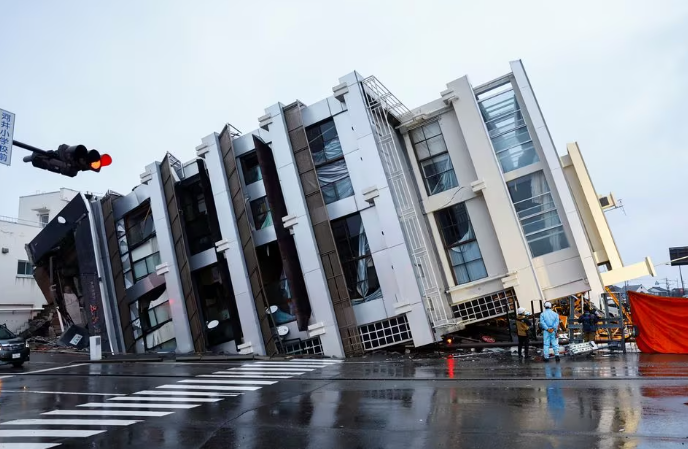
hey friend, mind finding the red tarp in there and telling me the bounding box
[629,291,688,354]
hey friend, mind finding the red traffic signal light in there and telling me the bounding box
[90,154,112,171]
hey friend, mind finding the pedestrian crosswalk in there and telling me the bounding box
[0,358,341,448]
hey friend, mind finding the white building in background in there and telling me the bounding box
[0,188,78,332]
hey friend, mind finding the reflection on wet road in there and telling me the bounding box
[0,353,686,448]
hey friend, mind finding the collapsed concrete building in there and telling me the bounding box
[26,61,654,357]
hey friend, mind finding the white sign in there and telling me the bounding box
[0,109,15,166]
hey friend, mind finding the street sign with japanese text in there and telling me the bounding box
[0,109,15,166]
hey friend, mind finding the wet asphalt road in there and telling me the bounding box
[1,352,688,448]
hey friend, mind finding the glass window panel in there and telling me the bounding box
[465,260,488,281]
[423,121,442,139]
[479,90,519,122]
[124,271,134,289]
[321,183,337,204]
[497,141,540,173]
[121,255,131,272]
[527,227,570,258]
[426,135,447,156]
[492,126,531,153]
[335,177,354,201]
[453,264,470,285]
[146,252,161,273]
[414,141,430,160]
[448,247,464,266]
[241,152,262,184]
[460,241,482,262]
[133,260,148,280]
[426,169,458,196]
[486,111,526,138]
[410,127,425,144]
[521,211,562,236]
[321,121,338,142]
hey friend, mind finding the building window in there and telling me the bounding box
[180,180,213,255]
[125,204,154,248]
[240,151,262,185]
[256,241,296,326]
[331,213,381,305]
[507,171,569,257]
[17,260,33,276]
[194,264,235,346]
[38,213,49,228]
[306,119,353,205]
[478,87,539,173]
[435,203,487,285]
[409,121,458,196]
[250,196,273,230]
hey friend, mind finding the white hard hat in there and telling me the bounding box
[517,307,526,315]
[544,301,552,309]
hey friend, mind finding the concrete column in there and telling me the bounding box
[198,133,266,356]
[265,103,345,358]
[447,76,543,308]
[510,60,605,302]
[337,72,435,347]
[146,162,194,353]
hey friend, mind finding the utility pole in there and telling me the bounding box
[680,266,685,297]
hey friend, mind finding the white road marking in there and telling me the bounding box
[77,402,199,409]
[156,384,258,392]
[0,376,14,380]
[246,363,332,369]
[0,390,124,397]
[107,396,220,403]
[44,410,173,417]
[184,379,277,385]
[0,444,61,449]
[214,371,302,376]
[0,429,105,438]
[290,358,342,362]
[20,364,88,375]
[1,419,140,426]
[201,374,292,379]
[252,361,337,366]
[229,367,312,372]
[133,390,238,397]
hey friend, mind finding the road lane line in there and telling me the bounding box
[290,358,342,362]
[20,364,88,375]
[183,379,277,385]
[77,403,200,409]
[0,444,61,449]
[0,390,124,397]
[203,373,293,379]
[1,419,140,426]
[214,371,302,376]
[0,429,105,438]
[246,364,332,369]
[229,367,312,372]
[107,396,221,403]
[156,384,258,391]
[0,376,14,380]
[132,390,238,397]
[251,362,337,366]
[43,410,174,417]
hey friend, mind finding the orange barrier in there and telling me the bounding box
[629,291,688,354]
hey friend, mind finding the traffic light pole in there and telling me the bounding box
[11,139,111,177]
[13,139,50,156]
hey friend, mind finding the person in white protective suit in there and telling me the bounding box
[539,301,560,362]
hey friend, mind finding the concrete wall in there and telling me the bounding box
[18,188,79,223]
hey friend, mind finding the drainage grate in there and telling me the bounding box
[359,315,413,351]
[451,288,516,324]
[281,337,324,356]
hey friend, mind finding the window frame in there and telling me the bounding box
[435,203,488,286]
[38,213,49,228]
[17,260,33,277]
[330,213,381,303]
[240,151,262,185]
[409,120,458,196]
[306,119,353,205]
[250,196,273,230]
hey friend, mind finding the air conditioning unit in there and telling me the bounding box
[598,193,617,210]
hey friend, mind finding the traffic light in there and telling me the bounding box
[22,143,112,177]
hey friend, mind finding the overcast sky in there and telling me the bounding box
[3,1,687,287]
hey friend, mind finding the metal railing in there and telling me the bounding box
[361,76,454,329]
[0,215,43,228]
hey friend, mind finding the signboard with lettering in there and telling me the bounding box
[0,109,14,166]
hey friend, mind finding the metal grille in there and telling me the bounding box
[281,337,324,356]
[160,156,205,353]
[282,103,363,357]
[359,315,413,351]
[361,76,454,329]
[101,194,135,352]
[451,288,516,324]
[218,125,278,356]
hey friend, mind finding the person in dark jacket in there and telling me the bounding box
[516,307,532,358]
[578,308,599,342]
